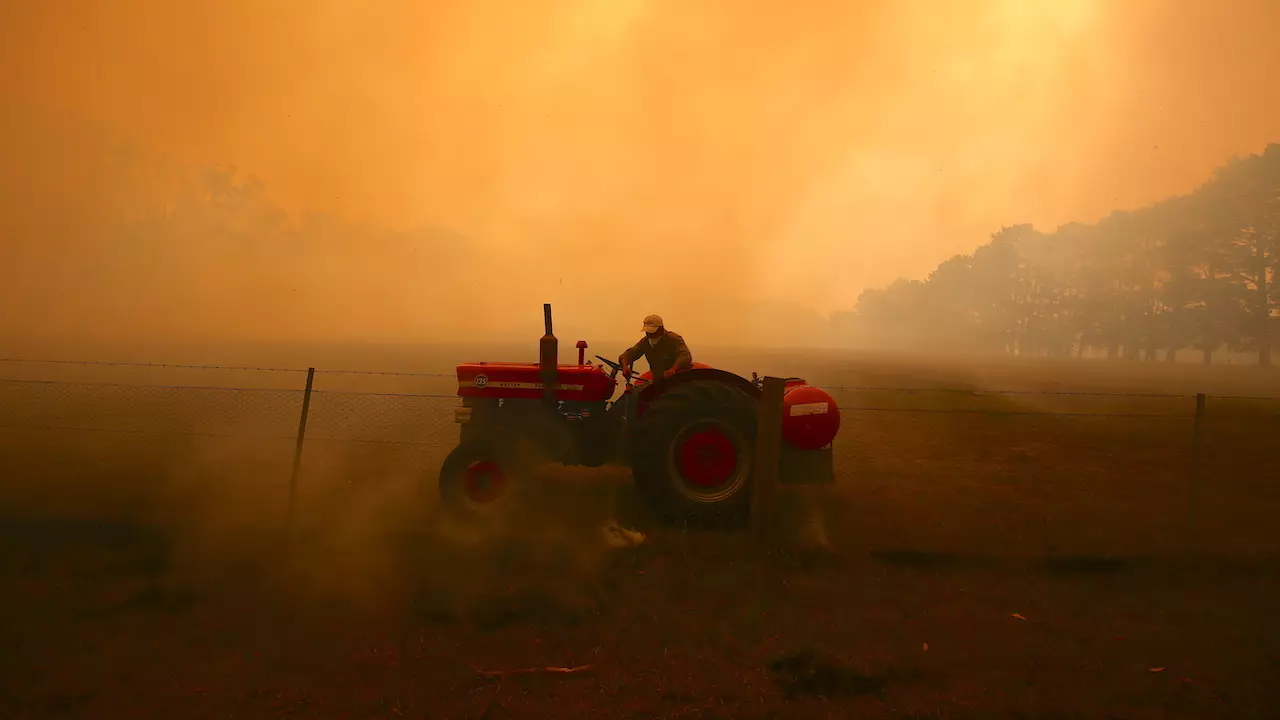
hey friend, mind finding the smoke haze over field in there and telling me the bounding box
[2,0,1279,352]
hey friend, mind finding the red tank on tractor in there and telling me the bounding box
[439,304,840,523]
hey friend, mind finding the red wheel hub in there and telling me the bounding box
[463,460,506,503]
[676,428,739,489]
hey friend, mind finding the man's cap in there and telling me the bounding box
[642,314,664,333]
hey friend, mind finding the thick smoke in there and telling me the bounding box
[1,0,1277,351]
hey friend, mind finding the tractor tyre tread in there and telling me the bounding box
[437,440,524,518]
[630,380,758,527]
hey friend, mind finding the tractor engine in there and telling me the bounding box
[454,359,617,466]
[452,306,619,468]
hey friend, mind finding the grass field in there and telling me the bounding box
[1,349,1278,718]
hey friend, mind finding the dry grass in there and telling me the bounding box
[1,355,1279,718]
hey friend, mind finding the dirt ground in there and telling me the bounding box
[2,355,1279,718]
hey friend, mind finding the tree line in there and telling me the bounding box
[2,107,471,344]
[851,144,1280,365]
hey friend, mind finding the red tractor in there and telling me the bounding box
[439,305,840,523]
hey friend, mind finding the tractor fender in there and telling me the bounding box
[636,367,761,405]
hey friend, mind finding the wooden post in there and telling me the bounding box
[1184,392,1206,554]
[751,376,786,542]
[288,367,316,527]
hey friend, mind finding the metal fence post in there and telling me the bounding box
[751,376,785,542]
[288,367,316,526]
[1184,392,1206,554]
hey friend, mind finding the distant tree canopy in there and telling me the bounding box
[0,108,470,344]
[853,144,1280,365]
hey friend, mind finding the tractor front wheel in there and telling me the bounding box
[630,380,758,525]
[437,441,524,517]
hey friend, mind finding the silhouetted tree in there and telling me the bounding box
[851,143,1280,365]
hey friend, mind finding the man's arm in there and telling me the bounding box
[618,337,648,372]
[668,332,693,372]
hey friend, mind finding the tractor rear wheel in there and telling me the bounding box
[437,441,524,517]
[630,380,758,525]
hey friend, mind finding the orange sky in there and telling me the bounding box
[2,0,1279,346]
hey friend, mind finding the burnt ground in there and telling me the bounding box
[1,359,1279,719]
[3,469,1279,720]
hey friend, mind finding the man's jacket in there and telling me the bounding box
[621,331,693,379]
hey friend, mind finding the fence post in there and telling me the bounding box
[288,367,316,527]
[1184,392,1206,555]
[751,376,786,543]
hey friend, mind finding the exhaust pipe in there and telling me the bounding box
[539,303,558,406]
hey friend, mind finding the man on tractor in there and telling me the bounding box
[619,314,693,381]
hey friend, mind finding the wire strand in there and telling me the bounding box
[815,384,1202,400]
[0,423,297,440]
[2,359,1274,400]
[313,369,453,378]
[0,423,451,446]
[308,389,458,399]
[0,358,307,373]
[0,358,453,378]
[838,406,1193,418]
[0,378,305,393]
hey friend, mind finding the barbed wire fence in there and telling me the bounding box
[0,357,1276,555]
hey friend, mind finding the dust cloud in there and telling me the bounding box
[2,0,1278,354]
[0,423,650,618]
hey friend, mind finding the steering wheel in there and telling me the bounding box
[596,356,648,389]
[595,355,624,380]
